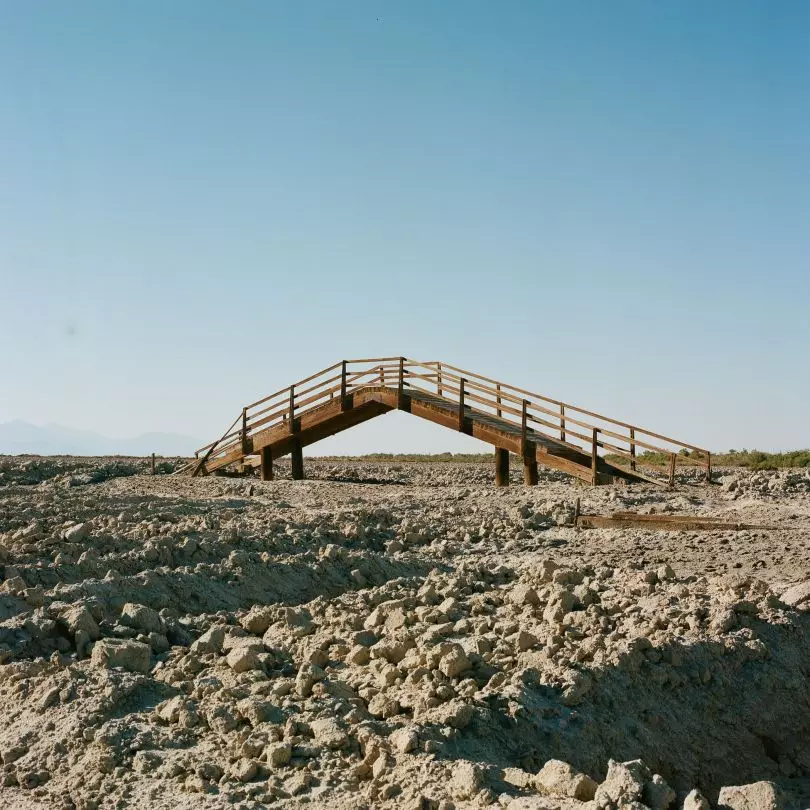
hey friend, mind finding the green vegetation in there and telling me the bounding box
[606,448,810,471]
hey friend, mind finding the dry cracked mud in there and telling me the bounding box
[0,455,809,810]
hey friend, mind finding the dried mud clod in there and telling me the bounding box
[0,457,808,810]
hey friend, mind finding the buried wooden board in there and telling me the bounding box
[573,510,779,531]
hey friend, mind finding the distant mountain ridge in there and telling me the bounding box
[0,420,199,456]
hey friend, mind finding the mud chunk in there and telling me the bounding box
[62,605,100,641]
[226,640,264,672]
[509,583,540,606]
[121,602,162,634]
[90,638,151,673]
[438,644,471,678]
[717,781,779,810]
[190,625,227,654]
[594,759,649,807]
[645,773,676,810]
[240,605,275,634]
[390,726,419,753]
[536,759,597,801]
[780,581,810,610]
[266,742,292,768]
[64,523,89,541]
[452,761,482,800]
[683,789,711,810]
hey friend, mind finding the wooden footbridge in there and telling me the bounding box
[185,357,711,487]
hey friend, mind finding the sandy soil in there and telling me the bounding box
[0,456,808,810]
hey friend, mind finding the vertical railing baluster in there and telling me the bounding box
[630,428,636,470]
[521,399,528,456]
[340,360,347,411]
[591,428,599,485]
[560,404,566,442]
[496,383,502,418]
[289,385,295,435]
[458,378,466,432]
[437,362,443,398]
[669,453,676,487]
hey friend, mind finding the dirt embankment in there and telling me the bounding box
[0,457,808,809]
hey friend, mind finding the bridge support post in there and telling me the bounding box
[260,447,273,481]
[290,439,304,480]
[523,456,538,486]
[495,447,509,487]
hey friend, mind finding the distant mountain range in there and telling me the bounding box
[0,420,200,457]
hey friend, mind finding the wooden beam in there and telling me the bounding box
[291,439,304,480]
[260,447,273,481]
[523,455,538,485]
[289,386,295,435]
[591,428,599,485]
[560,404,566,442]
[458,378,466,432]
[495,447,509,487]
[340,360,347,411]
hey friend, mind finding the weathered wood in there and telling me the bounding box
[458,378,466,432]
[630,427,636,470]
[495,447,509,487]
[521,399,528,455]
[196,357,710,488]
[150,453,156,475]
[576,512,780,531]
[669,453,676,487]
[523,455,538,485]
[260,447,273,481]
[291,439,304,480]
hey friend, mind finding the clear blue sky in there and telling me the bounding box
[1,1,808,454]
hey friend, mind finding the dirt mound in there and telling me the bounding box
[0,458,808,809]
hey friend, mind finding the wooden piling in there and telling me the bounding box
[523,457,538,485]
[150,453,156,475]
[260,447,273,481]
[495,447,509,487]
[291,440,304,480]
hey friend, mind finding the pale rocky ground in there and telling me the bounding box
[0,455,809,810]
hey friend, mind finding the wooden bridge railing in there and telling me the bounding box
[192,357,711,485]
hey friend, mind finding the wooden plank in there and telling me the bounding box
[495,447,509,487]
[523,455,538,485]
[260,447,273,481]
[290,439,304,480]
[576,512,779,531]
